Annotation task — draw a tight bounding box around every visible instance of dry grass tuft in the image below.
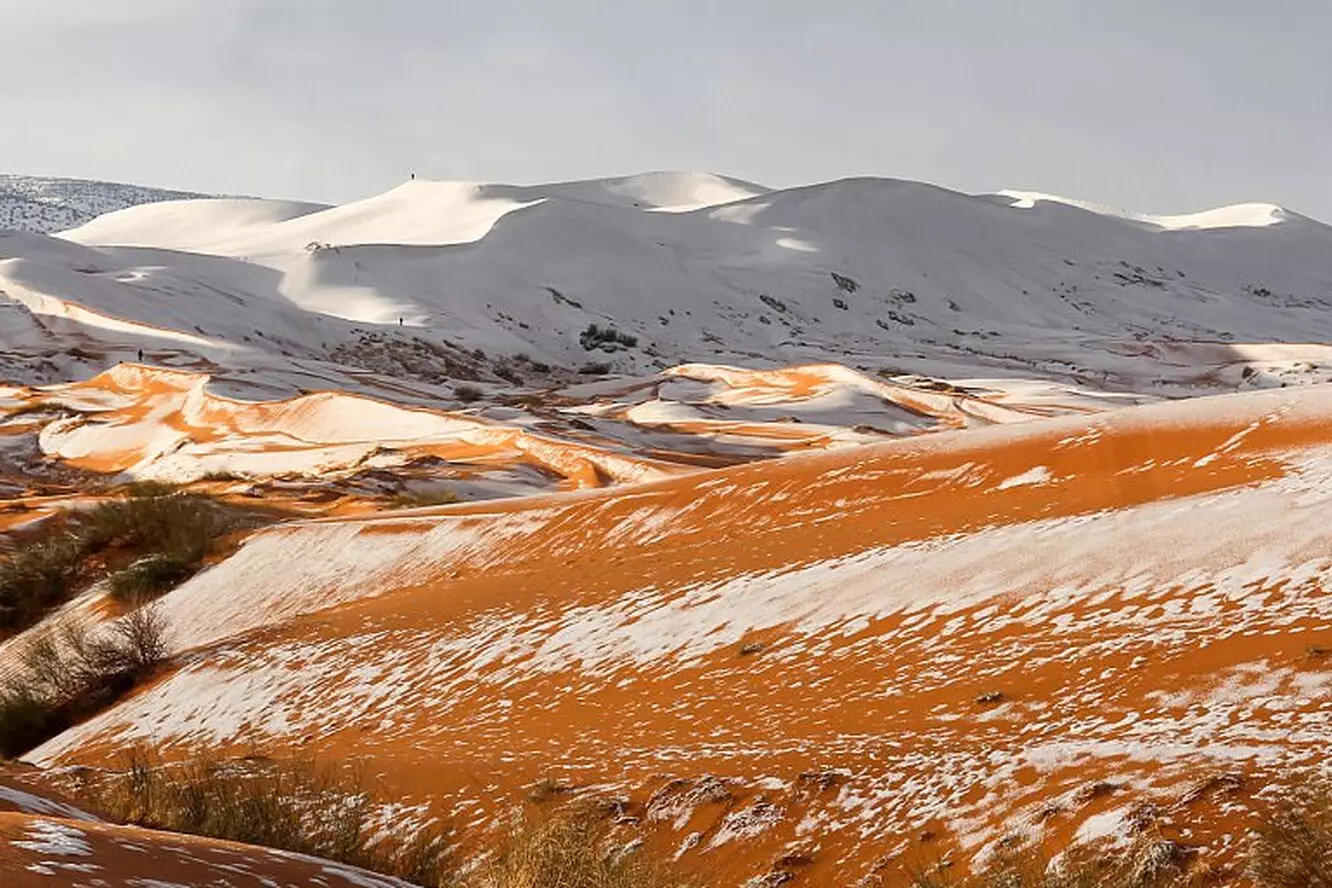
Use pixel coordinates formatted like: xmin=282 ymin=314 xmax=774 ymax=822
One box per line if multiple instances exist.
xmin=912 ymin=833 xmax=1197 ymax=888
xmin=79 ymin=749 xmax=454 ymax=887
xmin=1247 ymin=780 xmax=1332 ymax=888
xmin=466 ymin=807 xmax=695 ymax=888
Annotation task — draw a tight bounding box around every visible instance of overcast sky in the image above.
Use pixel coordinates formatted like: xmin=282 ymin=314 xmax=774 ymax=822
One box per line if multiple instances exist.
xmin=3 ymin=0 xmax=1328 ymax=217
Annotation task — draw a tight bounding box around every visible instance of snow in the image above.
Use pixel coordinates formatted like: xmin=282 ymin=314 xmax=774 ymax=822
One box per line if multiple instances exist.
xmin=998 ymin=189 xmax=1291 ymax=231
xmin=10 ymin=818 xmax=93 ymax=855
xmin=0 ymin=168 xmax=1320 ymax=403
xmin=9 ymin=167 xmax=1332 ymax=886
xmin=0 ymin=175 xmax=207 ymax=234
xmin=0 ymin=785 xmax=99 ymax=822
xmin=996 ymin=465 xmax=1052 ymax=489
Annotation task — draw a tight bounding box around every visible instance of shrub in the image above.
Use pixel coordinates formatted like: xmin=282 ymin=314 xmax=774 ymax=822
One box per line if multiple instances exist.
xmin=494 ymin=365 xmax=523 ymax=385
xmin=911 ymin=832 xmax=1195 ymax=888
xmin=123 ymin=480 xmax=180 ymax=499
xmin=580 ymin=362 xmax=611 ymax=376
xmin=832 ymin=271 xmax=859 ymax=293
xmin=80 ymin=749 xmax=453 ymax=887
xmin=109 ymin=552 xmax=200 ymax=603
xmin=84 ymin=491 xmax=217 ymax=552
xmin=580 ymin=324 xmax=638 ymax=351
xmin=0 ymin=607 xmax=167 ymax=757
xmin=466 ymin=808 xmax=693 ymax=888
xmin=88 ymin=494 xmax=225 ymax=604
xmin=389 ymin=488 xmax=461 ymax=510
xmin=200 ymin=470 xmax=244 ymax=483
xmin=0 ymin=535 xmax=85 ymax=632
xmin=1247 ymin=780 xmax=1332 ymax=888
xmin=1 ymin=490 xmax=238 ymax=634
xmin=455 ymin=384 xmax=483 ymax=403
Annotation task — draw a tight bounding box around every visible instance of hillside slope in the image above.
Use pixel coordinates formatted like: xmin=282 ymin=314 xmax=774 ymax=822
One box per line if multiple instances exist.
xmin=0 ymin=770 xmax=416 ymax=888
xmin=0 ymin=172 xmax=1327 ymax=399
xmin=30 ymin=382 xmax=1332 ymax=886
xmin=0 ymin=175 xmax=210 ymax=234
xmin=6 ymin=171 xmax=1332 ymax=887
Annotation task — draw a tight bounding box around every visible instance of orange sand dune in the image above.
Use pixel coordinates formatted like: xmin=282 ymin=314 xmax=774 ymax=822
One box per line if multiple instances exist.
xmin=21 ymin=363 xmax=684 ymax=491
xmin=22 ymin=382 xmax=1332 ymax=886
xmin=0 ymin=815 xmax=414 ymax=888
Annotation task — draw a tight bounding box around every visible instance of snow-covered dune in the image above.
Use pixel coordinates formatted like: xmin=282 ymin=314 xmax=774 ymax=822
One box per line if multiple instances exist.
xmin=8 ymin=168 xmax=1332 ymax=887
xmin=0 ymin=175 xmax=209 ymax=235
xmin=13 ymin=170 xmax=1331 ymax=401
xmin=31 ymin=382 xmax=1332 ymax=886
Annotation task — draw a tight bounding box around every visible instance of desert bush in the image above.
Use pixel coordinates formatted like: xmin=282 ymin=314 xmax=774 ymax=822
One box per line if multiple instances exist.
xmin=1 ymin=489 xmax=235 ymax=631
xmin=109 ymin=552 xmax=200 ymax=603
xmin=0 ymin=535 xmax=85 ymax=632
xmin=911 ymin=835 xmax=1193 ymax=888
xmin=122 ymin=480 xmax=180 ymax=498
xmin=93 ymin=494 xmax=224 ymax=603
xmin=1247 ymin=780 xmax=1332 ymax=888
xmin=580 ymin=324 xmax=638 ymax=351
xmin=84 ymin=490 xmax=217 ymax=551
xmin=466 ymin=808 xmax=693 ymax=888
xmin=200 ymin=470 xmax=245 ymax=483
xmin=455 ymin=384 xmax=484 ymax=403
xmin=0 ymin=607 xmax=167 ymax=757
xmin=81 ymin=749 xmax=453 ymax=887
xmin=390 ymin=488 xmax=461 ymax=509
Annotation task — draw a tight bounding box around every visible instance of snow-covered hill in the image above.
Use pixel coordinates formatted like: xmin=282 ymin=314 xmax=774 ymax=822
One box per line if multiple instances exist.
xmin=0 ymin=175 xmax=208 ymax=235
xmin=6 ymin=169 xmax=1332 ymax=887
xmin=0 ymin=170 xmax=1327 ymax=403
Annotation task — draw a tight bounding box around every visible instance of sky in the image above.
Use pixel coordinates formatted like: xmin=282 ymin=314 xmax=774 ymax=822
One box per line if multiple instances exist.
xmin=3 ymin=0 xmax=1330 ymax=218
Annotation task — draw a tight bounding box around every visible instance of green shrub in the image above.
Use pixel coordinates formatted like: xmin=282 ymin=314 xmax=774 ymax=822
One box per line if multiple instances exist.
xmin=109 ymin=552 xmax=201 ymax=603
xmin=0 ymin=687 xmax=56 ymax=759
xmin=83 ymin=492 xmax=218 ymax=553
xmin=0 ymin=535 xmax=85 ymax=632
xmin=123 ymin=480 xmax=181 ymax=498
xmin=1 ymin=491 xmax=237 ymax=631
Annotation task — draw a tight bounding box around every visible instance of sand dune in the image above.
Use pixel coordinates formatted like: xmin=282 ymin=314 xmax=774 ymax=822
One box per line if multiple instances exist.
xmin=5 ymin=171 xmax=1332 ymax=886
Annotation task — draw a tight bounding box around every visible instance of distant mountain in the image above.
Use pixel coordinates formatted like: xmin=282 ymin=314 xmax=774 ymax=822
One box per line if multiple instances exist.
xmin=0 ymin=174 xmax=207 ymax=234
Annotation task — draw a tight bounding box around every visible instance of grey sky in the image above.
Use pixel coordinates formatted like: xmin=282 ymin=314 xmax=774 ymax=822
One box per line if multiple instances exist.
xmin=3 ymin=0 xmax=1329 ymax=218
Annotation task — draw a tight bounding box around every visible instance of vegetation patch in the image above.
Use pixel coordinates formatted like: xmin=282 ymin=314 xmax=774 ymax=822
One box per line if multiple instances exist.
xmin=389 ymin=487 xmax=461 ymax=509
xmin=832 ymin=272 xmax=860 ymax=293
xmin=76 ymin=749 xmax=453 ymax=887
xmin=0 ymin=607 xmax=166 ymax=757
xmin=468 ymin=807 xmax=695 ymax=888
xmin=580 ymin=323 xmax=638 ymax=351
xmin=1247 ymin=780 xmax=1332 ymax=888
xmin=1 ymin=487 xmax=252 ymax=634
xmin=455 ymin=383 xmax=484 ymax=403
